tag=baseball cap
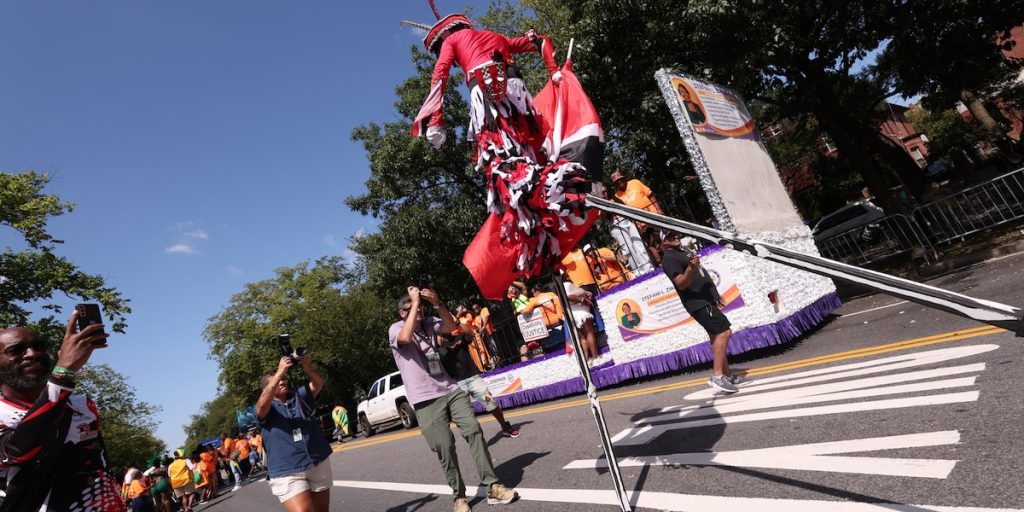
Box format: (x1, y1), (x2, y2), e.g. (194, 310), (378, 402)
(610, 171), (625, 183)
(660, 230), (680, 241)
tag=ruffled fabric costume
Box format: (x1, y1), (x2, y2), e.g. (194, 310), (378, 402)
(409, 6), (604, 299)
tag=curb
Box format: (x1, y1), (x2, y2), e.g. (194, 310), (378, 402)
(836, 240), (1024, 301)
(916, 239), (1024, 278)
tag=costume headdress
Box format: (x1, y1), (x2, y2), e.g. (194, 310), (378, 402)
(400, 0), (474, 54)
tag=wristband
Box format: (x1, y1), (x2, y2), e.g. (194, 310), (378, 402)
(52, 365), (79, 378)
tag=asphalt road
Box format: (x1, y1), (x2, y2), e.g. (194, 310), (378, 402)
(202, 251), (1024, 512)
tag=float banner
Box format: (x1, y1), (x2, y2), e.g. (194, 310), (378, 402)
(668, 75), (756, 139)
(658, 70), (806, 234)
(483, 371), (526, 398)
(613, 251), (744, 341)
(517, 310), (550, 342)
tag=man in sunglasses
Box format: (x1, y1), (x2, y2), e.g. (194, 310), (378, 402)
(0, 310), (126, 511)
(389, 286), (518, 512)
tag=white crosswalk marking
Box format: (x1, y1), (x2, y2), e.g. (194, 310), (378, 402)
(333, 480), (1024, 511)
(566, 430), (961, 478)
(611, 345), (994, 446)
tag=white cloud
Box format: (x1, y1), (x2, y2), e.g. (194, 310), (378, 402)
(227, 265), (243, 276)
(323, 235), (338, 247)
(166, 221), (209, 255)
(165, 243), (198, 255)
(353, 228), (367, 239)
(184, 229), (208, 240)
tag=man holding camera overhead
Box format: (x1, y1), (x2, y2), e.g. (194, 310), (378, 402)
(390, 284), (518, 512)
(256, 340), (332, 512)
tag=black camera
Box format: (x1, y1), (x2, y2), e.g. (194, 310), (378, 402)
(413, 274), (432, 290)
(278, 334), (307, 364)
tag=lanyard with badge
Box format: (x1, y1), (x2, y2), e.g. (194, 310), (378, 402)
(413, 324), (446, 377)
(284, 389), (310, 443)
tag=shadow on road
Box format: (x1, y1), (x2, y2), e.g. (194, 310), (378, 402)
(714, 465), (937, 511)
(486, 420), (534, 447)
(384, 494), (440, 512)
(495, 450), (550, 487)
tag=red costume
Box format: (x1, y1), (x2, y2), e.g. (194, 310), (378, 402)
(408, 5), (603, 299)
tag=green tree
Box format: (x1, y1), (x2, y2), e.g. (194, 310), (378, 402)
(905, 106), (987, 172)
(77, 364), (165, 470)
(875, 0), (1024, 137)
(202, 257), (396, 420)
(1, 171), (131, 341)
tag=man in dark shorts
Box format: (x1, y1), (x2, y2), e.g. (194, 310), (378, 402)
(660, 231), (749, 393)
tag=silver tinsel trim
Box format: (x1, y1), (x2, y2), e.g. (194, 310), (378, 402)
(655, 69), (736, 233)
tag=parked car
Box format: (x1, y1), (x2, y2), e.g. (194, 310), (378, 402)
(355, 371), (416, 437)
(812, 199), (886, 244)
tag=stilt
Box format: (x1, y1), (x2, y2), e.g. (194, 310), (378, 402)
(550, 272), (634, 512)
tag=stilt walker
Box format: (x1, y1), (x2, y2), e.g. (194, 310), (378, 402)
(404, 2), (633, 510)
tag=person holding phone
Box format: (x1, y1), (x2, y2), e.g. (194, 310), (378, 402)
(0, 308), (126, 511)
(660, 231), (749, 394)
(255, 348), (332, 512)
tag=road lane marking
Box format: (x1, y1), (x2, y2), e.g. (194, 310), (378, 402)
(334, 326), (1004, 453)
(565, 430), (961, 478)
(841, 300), (909, 318)
(332, 480), (1023, 511)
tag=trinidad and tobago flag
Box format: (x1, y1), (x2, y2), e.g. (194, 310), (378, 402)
(463, 60), (605, 300)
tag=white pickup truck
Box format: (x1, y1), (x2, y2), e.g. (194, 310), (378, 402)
(356, 371), (417, 437)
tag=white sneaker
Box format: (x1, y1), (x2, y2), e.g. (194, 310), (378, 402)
(708, 375), (738, 394)
(232, 485), (242, 492)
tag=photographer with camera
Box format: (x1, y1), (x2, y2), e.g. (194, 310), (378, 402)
(390, 282), (518, 512)
(255, 338), (333, 512)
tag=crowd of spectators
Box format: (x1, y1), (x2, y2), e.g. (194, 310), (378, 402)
(119, 429), (267, 512)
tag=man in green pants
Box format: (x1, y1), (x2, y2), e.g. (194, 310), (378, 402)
(389, 284), (519, 512)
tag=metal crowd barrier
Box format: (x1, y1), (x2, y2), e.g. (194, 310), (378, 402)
(912, 166), (1024, 246)
(816, 214), (936, 267)
(816, 167), (1024, 266)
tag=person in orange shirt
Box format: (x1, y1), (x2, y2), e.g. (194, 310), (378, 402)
(199, 446), (219, 502)
(126, 470), (154, 512)
(587, 246), (634, 291)
(455, 306), (492, 372)
(520, 284), (566, 351)
(235, 435), (252, 478)
(219, 432), (244, 490)
(471, 303), (499, 363)
(611, 171), (663, 260)
(249, 430), (265, 471)
(194, 452), (211, 504)
(560, 247), (598, 290)
(611, 171), (662, 214)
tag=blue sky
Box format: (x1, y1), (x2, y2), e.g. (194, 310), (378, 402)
(0, 0), (490, 450)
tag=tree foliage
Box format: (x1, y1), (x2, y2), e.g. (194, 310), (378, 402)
(196, 257), (397, 449)
(875, 0), (1024, 134)
(77, 364), (165, 470)
(1, 171), (131, 340)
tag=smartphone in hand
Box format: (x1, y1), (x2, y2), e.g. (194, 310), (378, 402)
(75, 303), (108, 347)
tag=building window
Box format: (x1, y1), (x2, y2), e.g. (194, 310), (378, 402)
(768, 124), (783, 138)
(910, 147), (927, 168)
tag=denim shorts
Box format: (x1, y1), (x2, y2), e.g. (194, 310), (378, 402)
(457, 375), (498, 412)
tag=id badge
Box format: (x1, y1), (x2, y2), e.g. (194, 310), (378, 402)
(292, 428), (303, 442)
(426, 352), (444, 376)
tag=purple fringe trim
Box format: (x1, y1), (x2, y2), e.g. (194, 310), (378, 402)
(471, 292), (841, 413)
